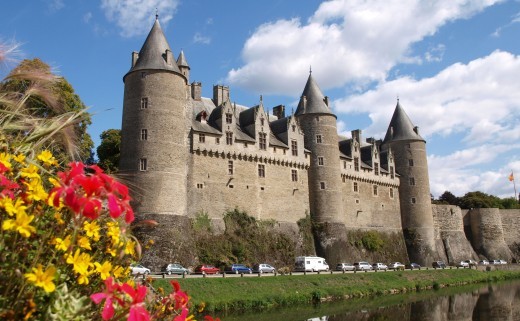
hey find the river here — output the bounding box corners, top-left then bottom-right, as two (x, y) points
(219, 280), (520, 321)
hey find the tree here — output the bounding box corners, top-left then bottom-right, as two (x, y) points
(2, 58), (93, 162)
(458, 191), (502, 209)
(97, 129), (121, 173)
(437, 191), (460, 206)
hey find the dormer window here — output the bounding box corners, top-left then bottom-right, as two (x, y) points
(226, 113), (232, 124)
(374, 163), (379, 176)
(260, 118), (265, 126)
(354, 157), (359, 171)
(259, 132), (267, 150)
(292, 125), (296, 132)
(226, 132), (233, 145)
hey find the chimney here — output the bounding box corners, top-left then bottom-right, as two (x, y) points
(351, 129), (362, 143)
(413, 126), (419, 135)
(366, 137), (375, 144)
(165, 49), (174, 66)
(191, 82), (202, 100)
(272, 105), (285, 119)
(213, 85), (230, 106)
(324, 96), (329, 106)
(131, 52), (139, 67)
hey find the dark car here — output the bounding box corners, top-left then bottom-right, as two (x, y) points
(194, 264), (220, 275)
(163, 263), (189, 275)
(432, 261), (446, 268)
(406, 263), (421, 270)
(226, 264), (252, 274)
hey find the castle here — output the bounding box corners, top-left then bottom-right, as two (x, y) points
(119, 17), (519, 269)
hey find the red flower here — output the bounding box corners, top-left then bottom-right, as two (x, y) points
(121, 283), (150, 321)
(91, 277), (122, 320)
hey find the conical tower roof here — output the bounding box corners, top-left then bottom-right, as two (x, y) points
(295, 73), (334, 116)
(383, 100), (424, 143)
(176, 50), (189, 68)
(127, 17), (181, 75)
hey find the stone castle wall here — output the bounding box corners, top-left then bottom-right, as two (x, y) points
(468, 208), (513, 260)
(499, 209), (520, 248)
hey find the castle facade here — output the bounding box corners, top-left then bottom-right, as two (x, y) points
(119, 18), (517, 268)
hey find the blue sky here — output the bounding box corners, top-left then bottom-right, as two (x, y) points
(1, 0), (519, 198)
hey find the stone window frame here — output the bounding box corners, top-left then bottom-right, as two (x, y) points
(318, 156), (324, 166)
(139, 158), (147, 171)
(409, 177), (415, 186)
(409, 159), (414, 166)
(141, 97), (148, 109)
(141, 129), (148, 140)
(353, 182), (359, 193)
(196, 183), (204, 189)
(258, 164), (265, 178)
(215, 137), (220, 144)
(411, 197), (416, 204)
(374, 162), (379, 175)
(258, 132), (267, 150)
(226, 132), (233, 145)
(228, 160), (233, 175)
(291, 140), (298, 156)
(225, 113), (233, 124)
(291, 169), (298, 182)
(389, 187), (394, 198)
(199, 133), (205, 143)
(320, 181), (326, 190)
(354, 157), (359, 171)
(316, 134), (323, 144)
(373, 184), (378, 196)
(390, 166), (395, 179)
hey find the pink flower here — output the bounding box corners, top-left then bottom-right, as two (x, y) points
(121, 283), (150, 321)
(90, 277), (121, 320)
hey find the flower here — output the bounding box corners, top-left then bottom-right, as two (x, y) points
(83, 220), (101, 241)
(91, 277), (121, 320)
(0, 197), (27, 217)
(121, 283), (150, 321)
(54, 235), (72, 252)
(24, 264), (56, 293)
(94, 261), (113, 280)
(78, 236), (92, 250)
(37, 150), (58, 166)
(2, 210), (36, 238)
(0, 152), (12, 171)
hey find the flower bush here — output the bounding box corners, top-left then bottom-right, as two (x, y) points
(0, 43), (219, 321)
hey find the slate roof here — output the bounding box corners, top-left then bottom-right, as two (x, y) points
(126, 18), (181, 77)
(176, 50), (189, 68)
(383, 101), (424, 143)
(295, 73), (335, 116)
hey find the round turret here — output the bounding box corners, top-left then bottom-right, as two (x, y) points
(119, 18), (190, 216)
(382, 100), (437, 265)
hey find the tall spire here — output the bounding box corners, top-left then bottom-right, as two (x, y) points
(126, 17), (181, 77)
(294, 73), (334, 116)
(383, 100), (424, 143)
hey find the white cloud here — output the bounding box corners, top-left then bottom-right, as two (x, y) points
(100, 0), (180, 38)
(226, 0), (501, 95)
(83, 12), (93, 23)
(424, 44), (446, 63)
(193, 33), (211, 45)
(48, 0), (64, 12)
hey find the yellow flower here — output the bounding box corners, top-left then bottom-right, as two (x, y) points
(83, 221), (100, 241)
(77, 269), (94, 285)
(94, 261), (113, 280)
(2, 210), (36, 238)
(0, 197), (27, 217)
(106, 222), (121, 245)
(66, 249), (94, 276)
(0, 152), (12, 170)
(24, 180), (48, 202)
(48, 177), (61, 187)
(20, 164), (41, 180)
(106, 246), (117, 257)
(54, 211), (65, 225)
(112, 265), (126, 279)
(124, 240), (136, 256)
(54, 235), (71, 252)
(197, 302), (206, 313)
(13, 153), (26, 164)
(24, 264), (56, 293)
(37, 150), (58, 166)
(77, 236), (92, 250)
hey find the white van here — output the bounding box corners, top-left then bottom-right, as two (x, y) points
(294, 256), (329, 272)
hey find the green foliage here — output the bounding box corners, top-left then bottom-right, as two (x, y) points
(96, 129), (120, 173)
(350, 230), (384, 252)
(297, 214), (315, 255)
(432, 190), (519, 209)
(192, 211), (212, 233)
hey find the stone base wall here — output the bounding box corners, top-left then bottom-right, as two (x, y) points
(469, 208), (513, 261)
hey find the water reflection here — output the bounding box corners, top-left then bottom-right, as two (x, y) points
(221, 281), (520, 321)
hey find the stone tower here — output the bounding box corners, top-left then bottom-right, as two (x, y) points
(119, 17), (190, 217)
(295, 72), (348, 263)
(381, 100), (437, 266)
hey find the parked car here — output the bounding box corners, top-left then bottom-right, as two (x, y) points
(336, 263), (355, 271)
(478, 260), (490, 265)
(253, 263), (276, 273)
(294, 256), (329, 272)
(464, 259), (477, 267)
(491, 260), (501, 265)
(163, 263), (189, 275)
(372, 263), (388, 271)
(457, 261), (469, 268)
(226, 264), (252, 274)
(406, 263), (421, 270)
(388, 262), (405, 270)
(432, 261), (446, 268)
(194, 264), (220, 275)
(130, 263), (150, 275)
(354, 262), (372, 271)
(499, 260), (507, 264)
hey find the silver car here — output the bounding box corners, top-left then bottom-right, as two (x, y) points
(130, 263), (150, 275)
(336, 263), (355, 271)
(354, 262), (372, 271)
(253, 263), (276, 273)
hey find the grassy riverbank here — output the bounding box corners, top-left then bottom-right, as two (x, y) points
(152, 269), (520, 313)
